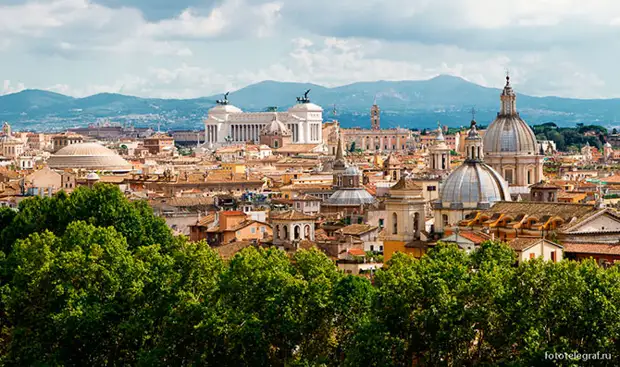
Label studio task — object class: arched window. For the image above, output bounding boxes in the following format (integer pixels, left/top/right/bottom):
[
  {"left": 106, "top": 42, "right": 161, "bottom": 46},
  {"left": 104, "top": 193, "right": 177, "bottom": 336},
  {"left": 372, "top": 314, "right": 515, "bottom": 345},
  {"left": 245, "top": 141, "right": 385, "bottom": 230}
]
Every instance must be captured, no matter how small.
[
  {"left": 294, "top": 225, "right": 301, "bottom": 240},
  {"left": 413, "top": 212, "right": 420, "bottom": 234},
  {"left": 304, "top": 225, "right": 311, "bottom": 239},
  {"left": 392, "top": 171, "right": 397, "bottom": 181},
  {"left": 275, "top": 225, "right": 280, "bottom": 240},
  {"left": 392, "top": 212, "right": 398, "bottom": 235},
  {"left": 442, "top": 214, "right": 449, "bottom": 227},
  {"left": 527, "top": 170, "right": 532, "bottom": 185},
  {"left": 274, "top": 140, "right": 279, "bottom": 148},
  {"left": 283, "top": 225, "right": 289, "bottom": 240},
  {"left": 504, "top": 168, "right": 514, "bottom": 184}
]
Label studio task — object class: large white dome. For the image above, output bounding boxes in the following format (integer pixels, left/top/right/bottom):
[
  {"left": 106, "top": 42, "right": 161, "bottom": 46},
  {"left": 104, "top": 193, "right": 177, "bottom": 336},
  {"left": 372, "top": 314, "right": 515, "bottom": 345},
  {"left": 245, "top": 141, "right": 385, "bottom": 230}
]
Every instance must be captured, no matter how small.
[
  {"left": 48, "top": 142, "right": 132, "bottom": 172},
  {"left": 439, "top": 161, "right": 510, "bottom": 208}
]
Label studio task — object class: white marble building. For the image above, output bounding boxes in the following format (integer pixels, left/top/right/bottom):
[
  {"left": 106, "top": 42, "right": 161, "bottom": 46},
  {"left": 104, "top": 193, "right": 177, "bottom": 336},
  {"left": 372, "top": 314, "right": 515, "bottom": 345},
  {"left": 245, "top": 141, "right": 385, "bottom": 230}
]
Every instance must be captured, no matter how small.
[{"left": 204, "top": 95, "right": 324, "bottom": 147}]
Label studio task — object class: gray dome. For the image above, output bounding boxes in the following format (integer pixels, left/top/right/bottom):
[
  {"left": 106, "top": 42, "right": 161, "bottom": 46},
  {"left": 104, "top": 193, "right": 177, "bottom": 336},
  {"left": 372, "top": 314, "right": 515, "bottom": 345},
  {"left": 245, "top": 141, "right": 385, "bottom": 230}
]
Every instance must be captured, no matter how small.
[
  {"left": 48, "top": 142, "right": 132, "bottom": 172},
  {"left": 324, "top": 188, "right": 376, "bottom": 206},
  {"left": 483, "top": 115, "right": 537, "bottom": 154},
  {"left": 344, "top": 166, "right": 360, "bottom": 175},
  {"left": 440, "top": 161, "right": 510, "bottom": 207}
]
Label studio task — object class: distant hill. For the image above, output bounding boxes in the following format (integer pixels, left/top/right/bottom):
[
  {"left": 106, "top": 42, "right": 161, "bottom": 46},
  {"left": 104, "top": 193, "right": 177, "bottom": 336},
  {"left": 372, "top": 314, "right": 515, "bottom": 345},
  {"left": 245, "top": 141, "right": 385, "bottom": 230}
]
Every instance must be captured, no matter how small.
[{"left": 1, "top": 75, "right": 620, "bottom": 131}]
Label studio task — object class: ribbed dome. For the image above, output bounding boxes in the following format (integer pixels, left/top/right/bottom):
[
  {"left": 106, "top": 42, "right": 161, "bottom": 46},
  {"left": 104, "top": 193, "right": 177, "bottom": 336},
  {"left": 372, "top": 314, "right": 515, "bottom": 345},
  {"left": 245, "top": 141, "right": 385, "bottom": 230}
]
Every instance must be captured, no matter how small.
[
  {"left": 324, "top": 188, "right": 376, "bottom": 206},
  {"left": 48, "top": 142, "right": 132, "bottom": 172},
  {"left": 440, "top": 161, "right": 510, "bottom": 207},
  {"left": 261, "top": 116, "right": 291, "bottom": 136},
  {"left": 483, "top": 115, "right": 538, "bottom": 154}
]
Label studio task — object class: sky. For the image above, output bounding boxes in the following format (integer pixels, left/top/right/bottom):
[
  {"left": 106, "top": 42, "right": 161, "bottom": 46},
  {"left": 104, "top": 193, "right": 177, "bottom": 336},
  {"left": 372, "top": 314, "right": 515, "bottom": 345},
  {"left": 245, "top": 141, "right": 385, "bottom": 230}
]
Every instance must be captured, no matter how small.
[{"left": 0, "top": 0, "right": 619, "bottom": 99}]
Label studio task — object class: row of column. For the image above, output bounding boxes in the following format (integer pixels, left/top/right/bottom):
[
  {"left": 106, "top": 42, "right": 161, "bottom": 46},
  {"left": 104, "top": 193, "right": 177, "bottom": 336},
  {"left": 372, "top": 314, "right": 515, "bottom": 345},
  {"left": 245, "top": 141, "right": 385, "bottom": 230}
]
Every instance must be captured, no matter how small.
[
  {"left": 353, "top": 135, "right": 403, "bottom": 151},
  {"left": 230, "top": 124, "right": 265, "bottom": 142},
  {"left": 206, "top": 125, "right": 217, "bottom": 143},
  {"left": 286, "top": 124, "right": 299, "bottom": 142}
]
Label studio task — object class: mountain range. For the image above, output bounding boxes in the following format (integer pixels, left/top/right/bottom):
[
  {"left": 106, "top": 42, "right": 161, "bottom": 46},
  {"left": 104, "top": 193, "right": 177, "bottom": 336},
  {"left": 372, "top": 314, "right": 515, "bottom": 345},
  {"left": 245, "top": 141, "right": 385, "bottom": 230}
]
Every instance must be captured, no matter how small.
[{"left": 1, "top": 75, "right": 620, "bottom": 132}]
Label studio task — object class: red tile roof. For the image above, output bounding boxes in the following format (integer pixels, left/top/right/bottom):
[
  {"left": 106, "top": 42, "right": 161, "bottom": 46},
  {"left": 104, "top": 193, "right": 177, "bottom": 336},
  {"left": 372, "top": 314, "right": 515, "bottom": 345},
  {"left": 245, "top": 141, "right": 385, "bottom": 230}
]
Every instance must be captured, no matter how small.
[
  {"left": 564, "top": 243, "right": 620, "bottom": 255},
  {"left": 220, "top": 211, "right": 245, "bottom": 216},
  {"left": 458, "top": 231, "right": 490, "bottom": 244},
  {"left": 348, "top": 248, "right": 366, "bottom": 256}
]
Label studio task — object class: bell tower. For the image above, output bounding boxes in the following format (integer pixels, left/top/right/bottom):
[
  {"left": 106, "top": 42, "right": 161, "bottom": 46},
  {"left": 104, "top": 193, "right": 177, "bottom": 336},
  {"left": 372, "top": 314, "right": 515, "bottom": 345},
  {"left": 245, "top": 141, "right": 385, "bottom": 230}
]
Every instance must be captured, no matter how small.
[{"left": 370, "top": 100, "right": 380, "bottom": 130}]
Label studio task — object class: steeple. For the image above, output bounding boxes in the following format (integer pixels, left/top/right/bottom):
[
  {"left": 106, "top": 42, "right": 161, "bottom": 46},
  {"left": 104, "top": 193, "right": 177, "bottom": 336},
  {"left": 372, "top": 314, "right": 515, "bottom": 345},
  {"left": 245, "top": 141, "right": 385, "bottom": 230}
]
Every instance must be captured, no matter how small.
[
  {"left": 499, "top": 74, "right": 517, "bottom": 116},
  {"left": 464, "top": 119, "right": 484, "bottom": 161},
  {"left": 333, "top": 134, "right": 347, "bottom": 172}
]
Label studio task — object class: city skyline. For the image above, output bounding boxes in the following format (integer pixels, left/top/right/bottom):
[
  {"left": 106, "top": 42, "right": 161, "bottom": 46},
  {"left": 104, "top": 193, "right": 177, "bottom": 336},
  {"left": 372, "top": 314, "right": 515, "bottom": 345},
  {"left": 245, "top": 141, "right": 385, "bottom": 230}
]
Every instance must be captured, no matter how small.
[{"left": 2, "top": 0, "right": 620, "bottom": 99}]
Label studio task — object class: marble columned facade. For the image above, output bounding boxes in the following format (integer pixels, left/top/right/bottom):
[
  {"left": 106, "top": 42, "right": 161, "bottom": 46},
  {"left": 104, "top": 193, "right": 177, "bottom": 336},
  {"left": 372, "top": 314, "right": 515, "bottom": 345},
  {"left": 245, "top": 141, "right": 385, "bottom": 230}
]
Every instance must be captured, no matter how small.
[{"left": 204, "top": 98, "right": 323, "bottom": 146}]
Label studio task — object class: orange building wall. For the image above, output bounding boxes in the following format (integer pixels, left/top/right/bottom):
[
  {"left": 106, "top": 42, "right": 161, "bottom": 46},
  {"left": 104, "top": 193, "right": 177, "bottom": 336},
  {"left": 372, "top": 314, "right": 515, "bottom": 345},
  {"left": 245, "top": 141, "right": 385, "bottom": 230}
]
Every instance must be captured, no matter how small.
[
  {"left": 383, "top": 240, "right": 426, "bottom": 262},
  {"left": 223, "top": 222, "right": 272, "bottom": 243}
]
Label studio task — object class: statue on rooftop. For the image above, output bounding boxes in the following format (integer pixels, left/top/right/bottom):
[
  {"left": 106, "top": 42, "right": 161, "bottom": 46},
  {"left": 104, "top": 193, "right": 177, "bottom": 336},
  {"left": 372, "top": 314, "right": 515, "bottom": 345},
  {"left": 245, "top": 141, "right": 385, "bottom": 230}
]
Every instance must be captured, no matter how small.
[
  {"left": 216, "top": 92, "right": 230, "bottom": 105},
  {"left": 296, "top": 89, "right": 311, "bottom": 103}
]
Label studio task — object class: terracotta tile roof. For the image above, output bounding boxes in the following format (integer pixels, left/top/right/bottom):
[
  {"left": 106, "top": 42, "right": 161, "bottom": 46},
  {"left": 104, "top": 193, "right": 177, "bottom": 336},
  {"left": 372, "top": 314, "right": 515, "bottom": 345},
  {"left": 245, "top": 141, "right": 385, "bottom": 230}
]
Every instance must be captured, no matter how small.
[
  {"left": 339, "top": 224, "right": 378, "bottom": 236},
  {"left": 531, "top": 181, "right": 561, "bottom": 189},
  {"left": 508, "top": 237, "right": 544, "bottom": 251},
  {"left": 273, "top": 144, "right": 319, "bottom": 153},
  {"left": 221, "top": 211, "right": 245, "bottom": 216},
  {"left": 480, "top": 202, "right": 597, "bottom": 225},
  {"left": 216, "top": 241, "right": 255, "bottom": 259},
  {"left": 348, "top": 248, "right": 366, "bottom": 256},
  {"left": 365, "top": 185, "right": 377, "bottom": 196},
  {"left": 458, "top": 231, "right": 491, "bottom": 244},
  {"left": 558, "top": 192, "right": 588, "bottom": 199},
  {"left": 390, "top": 177, "right": 423, "bottom": 191},
  {"left": 195, "top": 213, "right": 216, "bottom": 227},
  {"left": 227, "top": 220, "right": 259, "bottom": 232},
  {"left": 151, "top": 197, "right": 214, "bottom": 207},
  {"left": 564, "top": 243, "right": 620, "bottom": 255},
  {"left": 292, "top": 194, "right": 322, "bottom": 201},
  {"left": 315, "top": 228, "right": 330, "bottom": 241},
  {"left": 270, "top": 209, "right": 316, "bottom": 221},
  {"left": 601, "top": 175, "right": 620, "bottom": 184}
]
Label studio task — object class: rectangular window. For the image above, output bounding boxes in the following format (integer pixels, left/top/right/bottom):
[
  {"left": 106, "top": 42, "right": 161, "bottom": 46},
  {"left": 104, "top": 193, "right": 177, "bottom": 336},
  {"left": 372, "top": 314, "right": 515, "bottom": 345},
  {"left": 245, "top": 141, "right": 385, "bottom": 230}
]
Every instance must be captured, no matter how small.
[
  {"left": 251, "top": 227, "right": 256, "bottom": 234},
  {"left": 427, "top": 186, "right": 437, "bottom": 191},
  {"left": 260, "top": 226, "right": 265, "bottom": 232},
  {"left": 530, "top": 253, "right": 535, "bottom": 259},
  {"left": 551, "top": 251, "right": 556, "bottom": 263},
  {"left": 370, "top": 245, "right": 374, "bottom": 251}
]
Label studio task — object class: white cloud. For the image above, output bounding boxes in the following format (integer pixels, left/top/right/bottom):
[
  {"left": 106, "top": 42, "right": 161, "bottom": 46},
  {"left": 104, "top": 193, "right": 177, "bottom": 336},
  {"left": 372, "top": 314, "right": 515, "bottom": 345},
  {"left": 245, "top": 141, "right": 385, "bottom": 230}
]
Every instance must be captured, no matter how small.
[
  {"left": 2, "top": 80, "right": 26, "bottom": 95},
  {"left": 2, "top": 0, "right": 620, "bottom": 100}
]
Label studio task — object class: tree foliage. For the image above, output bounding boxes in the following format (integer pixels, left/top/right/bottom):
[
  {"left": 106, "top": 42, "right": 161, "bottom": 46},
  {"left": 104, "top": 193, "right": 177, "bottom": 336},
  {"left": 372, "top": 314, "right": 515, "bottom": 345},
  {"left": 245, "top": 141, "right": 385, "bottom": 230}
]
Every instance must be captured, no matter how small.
[
  {"left": 533, "top": 123, "right": 608, "bottom": 151},
  {"left": 1, "top": 187, "right": 620, "bottom": 366}
]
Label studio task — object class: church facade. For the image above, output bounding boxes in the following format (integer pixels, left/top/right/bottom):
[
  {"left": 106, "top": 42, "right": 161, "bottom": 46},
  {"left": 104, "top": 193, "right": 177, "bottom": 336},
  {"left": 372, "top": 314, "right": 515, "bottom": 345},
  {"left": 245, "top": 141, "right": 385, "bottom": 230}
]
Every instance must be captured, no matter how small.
[{"left": 342, "top": 102, "right": 415, "bottom": 152}]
